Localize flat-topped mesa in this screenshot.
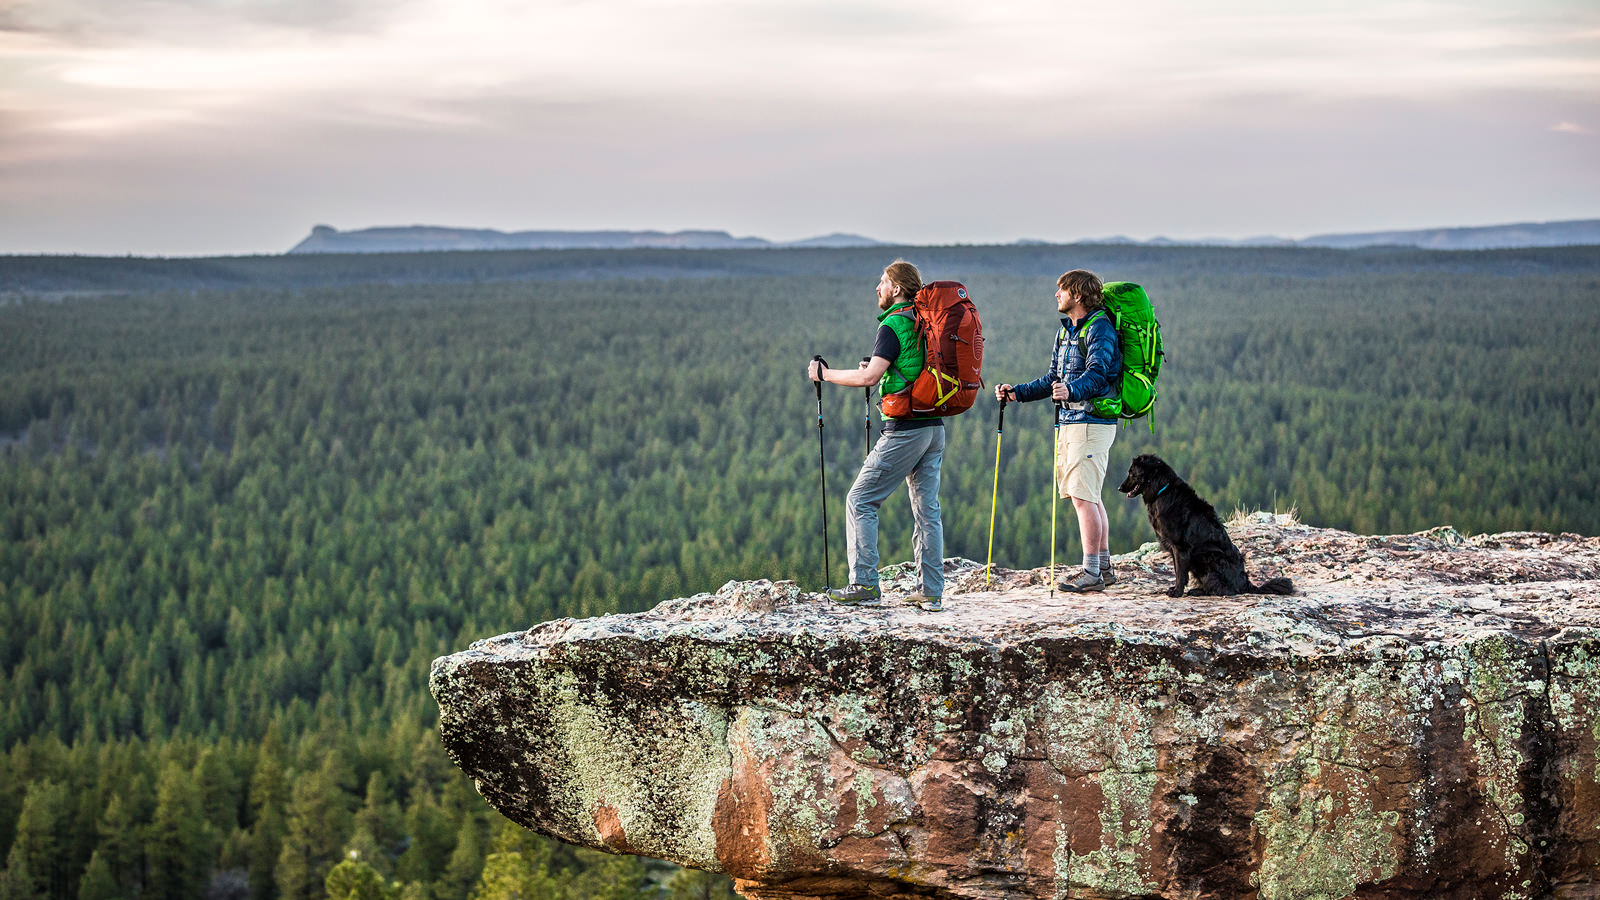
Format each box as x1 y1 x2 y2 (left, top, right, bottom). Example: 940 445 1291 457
429 519 1600 900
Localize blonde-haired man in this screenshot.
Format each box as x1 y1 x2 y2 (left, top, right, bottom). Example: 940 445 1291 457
994 269 1124 592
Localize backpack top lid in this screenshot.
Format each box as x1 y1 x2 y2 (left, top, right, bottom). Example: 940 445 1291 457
1102 282 1153 318
915 281 970 309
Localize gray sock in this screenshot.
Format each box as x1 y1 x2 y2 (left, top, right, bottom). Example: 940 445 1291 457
1099 551 1112 571
1082 553 1100 576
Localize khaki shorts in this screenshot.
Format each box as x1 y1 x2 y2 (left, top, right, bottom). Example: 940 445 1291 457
1055 423 1116 502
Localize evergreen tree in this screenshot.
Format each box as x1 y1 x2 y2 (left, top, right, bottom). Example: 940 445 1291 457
565 851 653 900
1 779 73 900
436 817 484 900
275 757 353 900
341 831 390 881
462 823 561 900
145 760 211 900
394 797 451 886
196 747 244 836
95 793 143 897
248 739 290 900
352 772 402 867
75 851 120 900
323 858 392 900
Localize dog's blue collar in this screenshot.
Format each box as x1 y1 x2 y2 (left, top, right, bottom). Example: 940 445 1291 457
1155 484 1169 497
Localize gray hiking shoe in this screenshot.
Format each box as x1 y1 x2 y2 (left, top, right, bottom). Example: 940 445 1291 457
1101 564 1118 587
915 595 943 612
827 584 881 605
1057 570 1106 593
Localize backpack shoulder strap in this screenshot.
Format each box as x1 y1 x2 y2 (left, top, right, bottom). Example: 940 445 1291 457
1074 310 1107 358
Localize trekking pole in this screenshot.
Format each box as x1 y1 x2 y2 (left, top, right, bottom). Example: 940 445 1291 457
985 394 1008 587
862 357 873 457
812 356 831 590
1050 401 1060 598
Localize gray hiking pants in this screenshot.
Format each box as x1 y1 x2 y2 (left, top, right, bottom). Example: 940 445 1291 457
845 426 945 597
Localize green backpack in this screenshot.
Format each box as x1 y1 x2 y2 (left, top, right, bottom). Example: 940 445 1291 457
1070 281 1164 427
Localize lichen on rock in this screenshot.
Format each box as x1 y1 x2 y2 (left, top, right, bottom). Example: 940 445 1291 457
430 522 1600 900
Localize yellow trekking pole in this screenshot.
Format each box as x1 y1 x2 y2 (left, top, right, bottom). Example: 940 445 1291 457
1049 401 1060 598
985 395 1008 587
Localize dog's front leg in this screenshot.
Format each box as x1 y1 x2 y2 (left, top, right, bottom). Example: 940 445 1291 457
1166 544 1189 597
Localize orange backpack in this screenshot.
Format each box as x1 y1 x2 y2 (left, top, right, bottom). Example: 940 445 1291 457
881 281 985 418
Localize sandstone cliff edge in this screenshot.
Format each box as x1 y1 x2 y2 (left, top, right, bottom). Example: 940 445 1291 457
430 518 1600 900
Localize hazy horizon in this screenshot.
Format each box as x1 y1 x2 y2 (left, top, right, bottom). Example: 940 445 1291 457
3 0 1597 256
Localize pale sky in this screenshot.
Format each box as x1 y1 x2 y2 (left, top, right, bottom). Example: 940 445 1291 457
1 0 1597 255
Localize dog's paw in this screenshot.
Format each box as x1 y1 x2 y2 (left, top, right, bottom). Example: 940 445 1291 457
1166 586 1185 598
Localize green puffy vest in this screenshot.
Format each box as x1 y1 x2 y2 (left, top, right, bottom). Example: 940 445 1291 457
878 302 925 420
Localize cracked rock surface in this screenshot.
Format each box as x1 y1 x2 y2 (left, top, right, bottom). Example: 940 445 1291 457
430 518 1600 900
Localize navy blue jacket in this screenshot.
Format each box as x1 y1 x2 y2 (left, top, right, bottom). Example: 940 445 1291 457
1013 311 1123 425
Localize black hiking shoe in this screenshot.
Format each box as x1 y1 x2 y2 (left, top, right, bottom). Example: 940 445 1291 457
827 584 881 606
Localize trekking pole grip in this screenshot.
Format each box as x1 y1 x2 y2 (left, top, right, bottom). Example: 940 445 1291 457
812 355 827 404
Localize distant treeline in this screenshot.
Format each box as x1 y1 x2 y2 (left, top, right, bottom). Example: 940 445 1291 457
2 245 1598 899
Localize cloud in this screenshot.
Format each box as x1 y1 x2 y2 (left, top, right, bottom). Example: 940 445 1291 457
1551 120 1592 134
0 0 412 44
7 0 1599 118
2 0 1599 253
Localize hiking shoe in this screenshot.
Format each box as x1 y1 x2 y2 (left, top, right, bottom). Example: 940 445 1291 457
915 595 943 612
827 584 881 605
1101 564 1117 587
1057 570 1106 593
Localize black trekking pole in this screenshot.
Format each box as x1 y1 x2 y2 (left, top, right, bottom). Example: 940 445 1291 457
861 356 873 457
812 356 831 591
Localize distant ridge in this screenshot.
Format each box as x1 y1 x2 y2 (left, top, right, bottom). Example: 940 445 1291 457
289 218 1600 255
288 225 887 254
1091 218 1600 251
1296 219 1600 250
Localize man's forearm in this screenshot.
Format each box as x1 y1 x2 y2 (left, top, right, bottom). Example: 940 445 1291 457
1012 373 1055 402
817 355 890 389
823 366 878 389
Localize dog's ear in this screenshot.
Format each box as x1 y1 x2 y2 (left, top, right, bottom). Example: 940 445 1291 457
1139 456 1178 490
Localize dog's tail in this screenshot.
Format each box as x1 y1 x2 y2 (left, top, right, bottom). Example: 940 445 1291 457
1246 577 1295 595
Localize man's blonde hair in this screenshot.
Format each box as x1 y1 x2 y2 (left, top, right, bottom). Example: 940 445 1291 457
884 259 923 303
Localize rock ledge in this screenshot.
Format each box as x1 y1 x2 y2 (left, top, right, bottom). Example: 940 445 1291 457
431 521 1600 900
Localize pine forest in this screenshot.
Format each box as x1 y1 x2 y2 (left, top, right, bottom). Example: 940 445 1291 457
2 243 1598 900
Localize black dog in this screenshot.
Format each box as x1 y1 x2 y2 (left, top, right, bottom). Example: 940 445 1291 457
1118 454 1294 597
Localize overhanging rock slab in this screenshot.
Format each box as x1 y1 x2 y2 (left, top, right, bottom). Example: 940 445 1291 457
431 521 1600 900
